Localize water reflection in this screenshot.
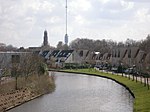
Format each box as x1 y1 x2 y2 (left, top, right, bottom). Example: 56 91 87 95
8 72 134 112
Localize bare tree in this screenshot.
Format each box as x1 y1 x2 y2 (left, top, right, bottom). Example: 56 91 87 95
11 53 47 89
0 43 17 51
57 41 63 49
69 38 116 53
140 34 150 53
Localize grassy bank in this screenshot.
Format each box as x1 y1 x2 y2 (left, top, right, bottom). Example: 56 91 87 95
62 69 150 112
0 74 55 112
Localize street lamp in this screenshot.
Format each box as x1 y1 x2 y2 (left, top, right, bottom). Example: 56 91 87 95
146 66 149 89
121 63 123 77
133 65 136 81
106 61 108 73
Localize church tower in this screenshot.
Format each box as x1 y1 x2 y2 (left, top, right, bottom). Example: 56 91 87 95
43 30 48 46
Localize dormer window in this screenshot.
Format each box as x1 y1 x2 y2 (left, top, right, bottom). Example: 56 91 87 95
63 53 66 56
128 49 131 58
118 50 120 58
115 50 117 57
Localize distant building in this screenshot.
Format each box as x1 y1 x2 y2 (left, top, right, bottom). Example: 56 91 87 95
28 47 41 52
26 30 50 52
43 30 49 46
39 49 97 68
0 52 32 76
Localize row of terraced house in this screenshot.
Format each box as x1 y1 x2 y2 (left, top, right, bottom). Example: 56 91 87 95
39 47 149 71
95 46 150 72
0 46 149 71
38 49 96 68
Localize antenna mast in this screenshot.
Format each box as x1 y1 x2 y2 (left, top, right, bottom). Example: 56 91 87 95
66 0 67 34
64 0 68 45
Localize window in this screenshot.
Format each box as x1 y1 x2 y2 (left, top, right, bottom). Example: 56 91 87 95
112 51 114 57
123 50 127 58
79 51 83 57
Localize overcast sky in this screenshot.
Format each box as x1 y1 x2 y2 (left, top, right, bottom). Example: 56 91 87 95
0 0 150 48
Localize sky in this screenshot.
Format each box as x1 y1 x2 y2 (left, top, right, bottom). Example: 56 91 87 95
0 0 150 48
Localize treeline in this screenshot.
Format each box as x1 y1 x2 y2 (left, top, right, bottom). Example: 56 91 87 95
139 35 150 53
1 34 150 54
68 35 150 53
0 43 17 51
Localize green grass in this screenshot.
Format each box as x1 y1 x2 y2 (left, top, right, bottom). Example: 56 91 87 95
62 69 150 112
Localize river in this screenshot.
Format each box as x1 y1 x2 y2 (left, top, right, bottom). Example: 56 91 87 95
8 72 134 112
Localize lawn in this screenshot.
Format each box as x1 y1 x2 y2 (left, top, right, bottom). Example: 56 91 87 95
62 69 150 112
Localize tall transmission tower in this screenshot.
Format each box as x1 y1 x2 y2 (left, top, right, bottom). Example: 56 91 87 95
64 0 68 45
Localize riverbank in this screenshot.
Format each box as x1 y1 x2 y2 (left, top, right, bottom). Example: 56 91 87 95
0 74 55 112
54 69 150 112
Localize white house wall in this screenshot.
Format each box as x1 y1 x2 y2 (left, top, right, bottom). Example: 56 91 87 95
0 52 32 69
65 51 82 64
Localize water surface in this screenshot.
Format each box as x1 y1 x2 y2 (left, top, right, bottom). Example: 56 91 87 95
8 72 134 112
